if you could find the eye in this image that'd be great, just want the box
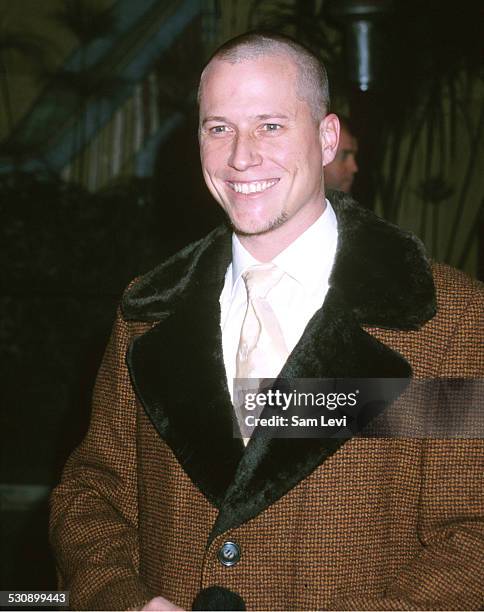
[262,123,282,132]
[209,125,231,135]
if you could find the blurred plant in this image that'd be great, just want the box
[52,0,117,46]
[49,69,124,100]
[416,176,455,206]
[154,18,204,115]
[415,175,455,257]
[374,1,483,246]
[50,0,117,181]
[0,11,54,135]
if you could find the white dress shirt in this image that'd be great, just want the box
[220,199,338,397]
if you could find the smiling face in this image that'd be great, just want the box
[199,54,338,251]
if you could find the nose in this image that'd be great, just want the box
[348,153,358,174]
[228,133,262,171]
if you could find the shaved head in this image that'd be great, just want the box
[198,31,330,123]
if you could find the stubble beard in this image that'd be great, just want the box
[229,210,289,237]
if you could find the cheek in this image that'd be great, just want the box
[200,153,220,193]
[200,143,222,175]
[303,147,324,181]
[328,161,340,173]
[201,138,232,166]
[300,136,323,169]
[265,143,301,175]
[200,148,214,172]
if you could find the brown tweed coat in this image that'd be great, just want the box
[50,194,484,611]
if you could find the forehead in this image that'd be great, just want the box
[200,54,300,116]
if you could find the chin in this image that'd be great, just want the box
[229,211,288,237]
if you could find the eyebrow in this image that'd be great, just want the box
[255,114,290,121]
[201,113,290,126]
[201,116,227,125]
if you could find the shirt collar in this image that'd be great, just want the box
[231,233,260,290]
[230,198,338,296]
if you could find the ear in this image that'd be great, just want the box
[320,113,340,166]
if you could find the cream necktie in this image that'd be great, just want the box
[235,263,289,380]
[234,264,289,444]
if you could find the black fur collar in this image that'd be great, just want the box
[123,193,436,539]
[123,191,435,328]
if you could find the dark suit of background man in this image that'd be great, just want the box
[50,32,484,611]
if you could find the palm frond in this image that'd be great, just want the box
[51,0,116,45]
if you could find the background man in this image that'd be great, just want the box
[50,32,483,611]
[323,114,358,193]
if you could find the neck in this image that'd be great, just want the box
[237,198,326,261]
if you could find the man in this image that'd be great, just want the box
[323,115,358,193]
[50,32,483,611]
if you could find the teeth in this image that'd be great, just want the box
[229,179,278,194]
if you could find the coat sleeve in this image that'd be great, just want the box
[49,307,152,611]
[332,278,484,611]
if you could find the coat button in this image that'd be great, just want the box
[217,541,241,567]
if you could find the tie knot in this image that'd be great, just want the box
[242,263,284,299]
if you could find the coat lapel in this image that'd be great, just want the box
[123,193,437,533]
[125,226,244,509]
